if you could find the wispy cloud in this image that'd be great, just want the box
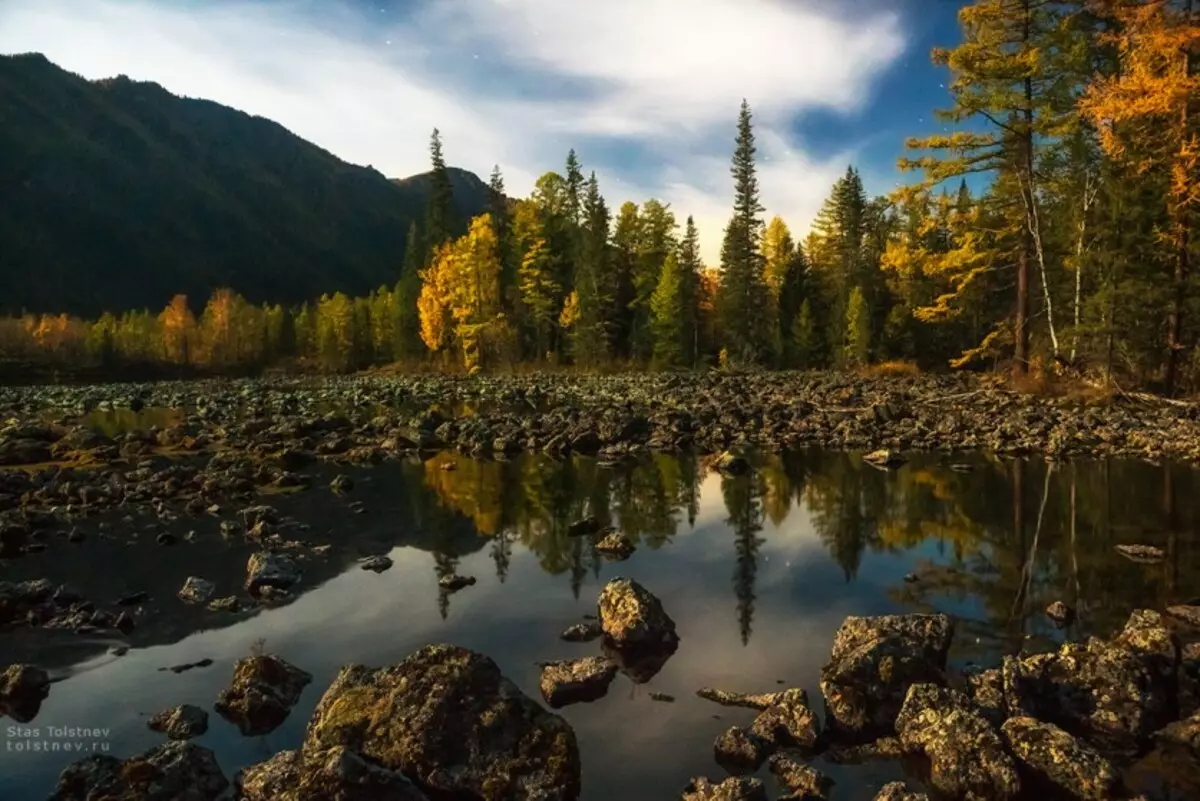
[0,0,908,261]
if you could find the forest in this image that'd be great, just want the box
[2,0,1198,393]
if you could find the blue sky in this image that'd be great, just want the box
[0,0,966,262]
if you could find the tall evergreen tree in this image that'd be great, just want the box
[650,252,686,368]
[717,100,771,365]
[678,215,703,367]
[425,128,455,259]
[573,172,612,365]
[396,221,425,360]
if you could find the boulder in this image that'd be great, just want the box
[0,578,55,624]
[214,654,312,736]
[538,657,618,708]
[768,753,833,800]
[245,551,301,595]
[238,747,429,801]
[819,613,954,740]
[50,741,228,801]
[597,577,679,651]
[148,704,210,741]
[1002,609,1178,759]
[748,691,820,751]
[559,621,604,642]
[1000,716,1119,801]
[713,726,771,774]
[681,776,767,801]
[0,663,50,722]
[289,644,580,800]
[873,782,930,801]
[1154,711,1200,794]
[895,683,1020,801]
[964,667,1007,727]
[360,555,393,573]
[594,529,636,560]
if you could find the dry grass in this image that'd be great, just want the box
[860,360,921,378]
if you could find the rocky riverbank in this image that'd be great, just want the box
[37,578,1200,800]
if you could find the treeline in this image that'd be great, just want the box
[3,0,1199,390]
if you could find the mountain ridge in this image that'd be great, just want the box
[0,52,491,316]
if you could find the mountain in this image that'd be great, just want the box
[0,52,492,317]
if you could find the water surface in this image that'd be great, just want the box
[2,450,1198,800]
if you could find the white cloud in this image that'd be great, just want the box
[0,0,907,262]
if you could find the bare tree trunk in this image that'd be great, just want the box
[1070,171,1099,364]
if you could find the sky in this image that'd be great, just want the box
[0,0,966,263]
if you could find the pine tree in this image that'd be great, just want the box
[630,199,678,361]
[425,128,455,258]
[573,173,612,365]
[678,216,703,367]
[611,201,642,356]
[762,216,796,363]
[793,299,816,369]
[650,252,685,368]
[396,221,425,360]
[564,150,585,227]
[520,237,559,361]
[717,100,771,365]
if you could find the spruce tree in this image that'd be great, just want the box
[717,100,771,365]
[678,216,703,367]
[650,252,685,368]
[425,128,455,259]
[574,172,611,365]
[395,221,424,359]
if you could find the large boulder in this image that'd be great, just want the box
[214,654,312,736]
[1002,609,1179,760]
[1000,716,1119,801]
[895,684,1020,801]
[597,578,679,651]
[245,551,301,595]
[819,613,954,740]
[50,741,228,801]
[1153,711,1200,795]
[250,644,580,801]
[148,704,210,741]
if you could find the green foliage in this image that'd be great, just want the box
[651,253,685,368]
[844,287,870,368]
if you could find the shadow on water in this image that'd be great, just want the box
[1,449,1198,800]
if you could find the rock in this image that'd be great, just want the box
[157,532,178,545]
[1182,642,1200,718]
[597,577,679,651]
[237,746,429,801]
[560,621,604,642]
[0,437,51,466]
[681,776,767,801]
[696,686,808,710]
[873,782,930,801]
[965,667,1007,727]
[438,574,476,591]
[214,654,313,736]
[1165,604,1200,629]
[360,555,393,573]
[749,691,820,751]
[208,596,240,612]
[601,637,677,684]
[0,578,55,623]
[330,474,354,493]
[715,451,749,476]
[895,683,1020,800]
[245,551,301,595]
[862,449,906,469]
[1004,609,1179,759]
[768,753,833,800]
[713,725,771,774]
[178,576,216,604]
[1114,543,1165,563]
[50,741,229,801]
[539,657,618,708]
[1000,716,1119,801]
[0,663,51,722]
[819,613,954,740]
[824,736,904,764]
[148,704,210,740]
[595,529,636,559]
[650,691,675,702]
[295,644,580,800]
[1045,600,1075,627]
[1155,711,1200,793]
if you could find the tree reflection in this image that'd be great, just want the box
[722,470,765,646]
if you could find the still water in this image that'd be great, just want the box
[2,449,1197,800]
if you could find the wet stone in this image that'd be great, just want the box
[1045,600,1075,627]
[681,776,767,801]
[148,704,210,741]
[360,555,393,573]
[49,741,229,801]
[213,654,312,736]
[713,726,772,774]
[768,753,833,800]
[598,577,679,651]
[1000,716,1119,801]
[538,656,618,708]
[244,551,301,595]
[0,663,51,723]
[595,529,636,560]
[178,576,216,604]
[560,621,604,642]
[819,613,954,740]
[749,692,820,751]
[438,574,476,591]
[873,782,930,801]
[1114,544,1165,563]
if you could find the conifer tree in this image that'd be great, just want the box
[573,173,612,365]
[678,216,703,367]
[396,221,425,360]
[844,287,870,367]
[425,128,456,258]
[651,252,686,368]
[717,100,771,365]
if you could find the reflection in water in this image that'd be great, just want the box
[2,449,1198,801]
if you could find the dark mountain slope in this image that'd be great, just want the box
[0,52,490,316]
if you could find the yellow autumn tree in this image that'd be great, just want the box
[158,294,197,365]
[418,213,506,372]
[1079,0,1200,392]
